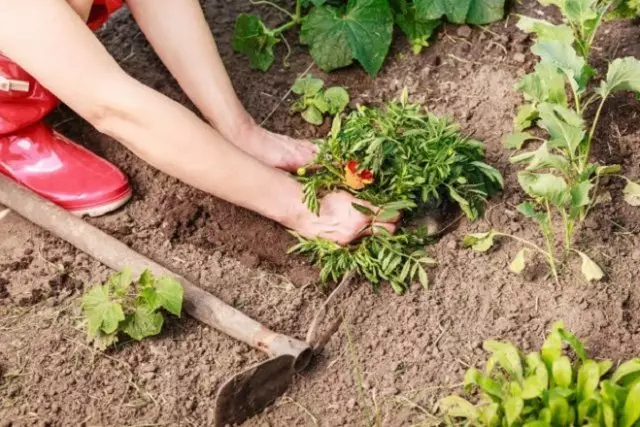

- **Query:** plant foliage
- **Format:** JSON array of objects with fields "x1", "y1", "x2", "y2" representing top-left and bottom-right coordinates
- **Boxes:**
[
  {"x1": 233, "y1": 0, "x2": 506, "y2": 76},
  {"x1": 82, "y1": 269, "x2": 183, "y2": 350},
  {"x1": 291, "y1": 74, "x2": 350, "y2": 124},
  {"x1": 441, "y1": 321, "x2": 640, "y2": 427},
  {"x1": 290, "y1": 90, "x2": 503, "y2": 293},
  {"x1": 465, "y1": 0, "x2": 640, "y2": 282}
]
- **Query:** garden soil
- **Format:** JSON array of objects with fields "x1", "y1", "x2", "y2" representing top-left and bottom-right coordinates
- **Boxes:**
[{"x1": 1, "y1": 1, "x2": 640, "y2": 426}]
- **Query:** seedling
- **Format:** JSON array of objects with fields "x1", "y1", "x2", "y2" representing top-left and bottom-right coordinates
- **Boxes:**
[
  {"x1": 232, "y1": 0, "x2": 506, "y2": 76},
  {"x1": 81, "y1": 269, "x2": 183, "y2": 350},
  {"x1": 291, "y1": 90, "x2": 503, "y2": 293},
  {"x1": 290, "y1": 74, "x2": 349, "y2": 125},
  {"x1": 441, "y1": 321, "x2": 640, "y2": 427},
  {"x1": 466, "y1": 0, "x2": 640, "y2": 282}
]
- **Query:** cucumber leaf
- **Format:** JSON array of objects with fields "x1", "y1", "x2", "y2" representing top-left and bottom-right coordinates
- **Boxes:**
[
  {"x1": 415, "y1": 0, "x2": 505, "y2": 25},
  {"x1": 232, "y1": 14, "x2": 280, "y2": 72}
]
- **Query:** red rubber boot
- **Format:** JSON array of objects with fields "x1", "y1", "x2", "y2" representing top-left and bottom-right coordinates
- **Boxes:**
[{"x1": 0, "y1": 53, "x2": 131, "y2": 216}]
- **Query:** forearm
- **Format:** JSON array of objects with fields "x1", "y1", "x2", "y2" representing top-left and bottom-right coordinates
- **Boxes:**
[{"x1": 126, "y1": 0, "x2": 253, "y2": 136}]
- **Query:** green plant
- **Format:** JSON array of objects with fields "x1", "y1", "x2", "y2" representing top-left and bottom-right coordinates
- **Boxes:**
[
  {"x1": 610, "y1": 0, "x2": 640, "y2": 18},
  {"x1": 81, "y1": 269, "x2": 183, "y2": 350},
  {"x1": 465, "y1": 0, "x2": 640, "y2": 282},
  {"x1": 291, "y1": 74, "x2": 350, "y2": 125},
  {"x1": 290, "y1": 91, "x2": 503, "y2": 293},
  {"x1": 440, "y1": 321, "x2": 640, "y2": 427},
  {"x1": 232, "y1": 0, "x2": 506, "y2": 76}
]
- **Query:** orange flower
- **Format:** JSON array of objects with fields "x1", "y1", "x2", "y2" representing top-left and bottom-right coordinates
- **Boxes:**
[{"x1": 344, "y1": 160, "x2": 374, "y2": 190}]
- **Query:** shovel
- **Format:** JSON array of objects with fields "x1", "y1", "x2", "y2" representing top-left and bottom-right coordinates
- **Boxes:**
[{"x1": 0, "y1": 174, "x2": 312, "y2": 426}]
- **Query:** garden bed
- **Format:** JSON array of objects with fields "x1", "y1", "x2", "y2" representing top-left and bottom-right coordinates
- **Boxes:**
[{"x1": 1, "y1": 0, "x2": 639, "y2": 425}]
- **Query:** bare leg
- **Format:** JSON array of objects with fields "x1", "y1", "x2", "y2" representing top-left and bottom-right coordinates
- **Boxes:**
[{"x1": 126, "y1": 0, "x2": 318, "y2": 172}]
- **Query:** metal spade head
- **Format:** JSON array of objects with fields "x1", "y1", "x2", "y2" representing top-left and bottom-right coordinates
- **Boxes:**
[{"x1": 214, "y1": 355, "x2": 296, "y2": 427}]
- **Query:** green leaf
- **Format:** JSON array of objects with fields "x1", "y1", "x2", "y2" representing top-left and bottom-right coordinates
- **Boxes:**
[
  {"x1": 599, "y1": 360, "x2": 613, "y2": 377},
  {"x1": 517, "y1": 201, "x2": 549, "y2": 225},
  {"x1": 622, "y1": 381, "x2": 640, "y2": 427},
  {"x1": 596, "y1": 164, "x2": 622, "y2": 176},
  {"x1": 394, "y1": 2, "x2": 441, "y2": 54},
  {"x1": 82, "y1": 284, "x2": 125, "y2": 337},
  {"x1": 352, "y1": 202, "x2": 375, "y2": 216},
  {"x1": 464, "y1": 368, "x2": 504, "y2": 398},
  {"x1": 138, "y1": 269, "x2": 154, "y2": 289},
  {"x1": 518, "y1": 172, "x2": 569, "y2": 207},
  {"x1": 576, "y1": 251, "x2": 604, "y2": 282},
  {"x1": 510, "y1": 142, "x2": 570, "y2": 173},
  {"x1": 302, "y1": 105, "x2": 325, "y2": 125},
  {"x1": 515, "y1": 103, "x2": 539, "y2": 131},
  {"x1": 509, "y1": 249, "x2": 528, "y2": 274},
  {"x1": 504, "y1": 396, "x2": 524, "y2": 426},
  {"x1": 92, "y1": 330, "x2": 119, "y2": 351},
  {"x1": 599, "y1": 57, "x2": 640, "y2": 96},
  {"x1": 415, "y1": 0, "x2": 506, "y2": 25},
  {"x1": 504, "y1": 132, "x2": 536, "y2": 150},
  {"x1": 292, "y1": 74, "x2": 325, "y2": 96},
  {"x1": 564, "y1": 0, "x2": 599, "y2": 24},
  {"x1": 577, "y1": 360, "x2": 601, "y2": 402},
  {"x1": 417, "y1": 265, "x2": 429, "y2": 289},
  {"x1": 570, "y1": 180, "x2": 593, "y2": 213},
  {"x1": 623, "y1": 180, "x2": 640, "y2": 206},
  {"x1": 612, "y1": 359, "x2": 640, "y2": 386},
  {"x1": 152, "y1": 277, "x2": 184, "y2": 316},
  {"x1": 552, "y1": 356, "x2": 573, "y2": 388},
  {"x1": 558, "y1": 327, "x2": 588, "y2": 362},
  {"x1": 232, "y1": 14, "x2": 279, "y2": 72},
  {"x1": 121, "y1": 305, "x2": 164, "y2": 341},
  {"x1": 300, "y1": 0, "x2": 394, "y2": 76},
  {"x1": 538, "y1": 103, "x2": 585, "y2": 156},
  {"x1": 323, "y1": 86, "x2": 350, "y2": 114},
  {"x1": 463, "y1": 231, "x2": 497, "y2": 252},
  {"x1": 107, "y1": 268, "x2": 132, "y2": 297},
  {"x1": 548, "y1": 395, "x2": 571, "y2": 426},
  {"x1": 483, "y1": 340, "x2": 524, "y2": 381},
  {"x1": 516, "y1": 16, "x2": 575, "y2": 43},
  {"x1": 439, "y1": 395, "x2": 479, "y2": 420},
  {"x1": 531, "y1": 39, "x2": 586, "y2": 87},
  {"x1": 542, "y1": 322, "x2": 564, "y2": 366}
]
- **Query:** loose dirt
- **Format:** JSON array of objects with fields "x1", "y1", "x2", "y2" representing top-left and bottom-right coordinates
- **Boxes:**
[{"x1": 1, "y1": 1, "x2": 639, "y2": 426}]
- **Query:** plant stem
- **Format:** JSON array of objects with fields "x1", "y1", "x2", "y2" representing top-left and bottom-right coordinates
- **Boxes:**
[
  {"x1": 273, "y1": 19, "x2": 298, "y2": 35},
  {"x1": 250, "y1": 0, "x2": 296, "y2": 19},
  {"x1": 295, "y1": 0, "x2": 302, "y2": 20},
  {"x1": 544, "y1": 201, "x2": 560, "y2": 281},
  {"x1": 560, "y1": 209, "x2": 572, "y2": 255},
  {"x1": 581, "y1": 95, "x2": 607, "y2": 171}
]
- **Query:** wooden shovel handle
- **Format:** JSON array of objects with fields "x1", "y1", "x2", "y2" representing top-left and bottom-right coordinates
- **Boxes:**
[{"x1": 0, "y1": 175, "x2": 311, "y2": 370}]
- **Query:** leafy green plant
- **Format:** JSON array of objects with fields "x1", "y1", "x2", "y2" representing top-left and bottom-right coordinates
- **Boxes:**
[
  {"x1": 440, "y1": 321, "x2": 640, "y2": 427},
  {"x1": 232, "y1": 0, "x2": 506, "y2": 76},
  {"x1": 81, "y1": 269, "x2": 183, "y2": 350},
  {"x1": 465, "y1": 0, "x2": 640, "y2": 282},
  {"x1": 290, "y1": 91, "x2": 503, "y2": 293},
  {"x1": 291, "y1": 74, "x2": 350, "y2": 125},
  {"x1": 610, "y1": 0, "x2": 640, "y2": 18}
]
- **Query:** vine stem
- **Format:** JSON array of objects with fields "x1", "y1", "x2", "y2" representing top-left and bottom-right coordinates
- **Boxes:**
[
  {"x1": 250, "y1": 0, "x2": 296, "y2": 19},
  {"x1": 273, "y1": 19, "x2": 298, "y2": 35}
]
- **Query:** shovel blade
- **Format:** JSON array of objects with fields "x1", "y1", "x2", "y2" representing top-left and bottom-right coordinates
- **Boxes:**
[{"x1": 214, "y1": 355, "x2": 295, "y2": 426}]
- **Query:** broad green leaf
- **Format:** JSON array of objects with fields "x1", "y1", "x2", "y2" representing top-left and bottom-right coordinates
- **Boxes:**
[
  {"x1": 107, "y1": 268, "x2": 132, "y2": 297},
  {"x1": 479, "y1": 403, "x2": 500, "y2": 426},
  {"x1": 518, "y1": 172, "x2": 569, "y2": 207},
  {"x1": 323, "y1": 86, "x2": 350, "y2": 114},
  {"x1": 517, "y1": 201, "x2": 549, "y2": 225},
  {"x1": 531, "y1": 39, "x2": 586, "y2": 87},
  {"x1": 302, "y1": 105, "x2": 325, "y2": 125},
  {"x1": 515, "y1": 103, "x2": 539, "y2": 131},
  {"x1": 308, "y1": 93, "x2": 330, "y2": 113},
  {"x1": 578, "y1": 360, "x2": 601, "y2": 402},
  {"x1": 511, "y1": 142, "x2": 570, "y2": 173},
  {"x1": 601, "y1": 380, "x2": 629, "y2": 408},
  {"x1": 517, "y1": 16, "x2": 575, "y2": 43},
  {"x1": 622, "y1": 381, "x2": 640, "y2": 427},
  {"x1": 599, "y1": 360, "x2": 613, "y2": 377},
  {"x1": 564, "y1": 0, "x2": 599, "y2": 25},
  {"x1": 439, "y1": 395, "x2": 478, "y2": 420},
  {"x1": 504, "y1": 397, "x2": 524, "y2": 426},
  {"x1": 576, "y1": 251, "x2": 604, "y2": 282},
  {"x1": 138, "y1": 269, "x2": 154, "y2": 289},
  {"x1": 523, "y1": 353, "x2": 549, "y2": 399},
  {"x1": 415, "y1": 0, "x2": 506, "y2": 25},
  {"x1": 232, "y1": 14, "x2": 279, "y2": 72},
  {"x1": 603, "y1": 403, "x2": 616, "y2": 427},
  {"x1": 549, "y1": 395, "x2": 571, "y2": 426},
  {"x1": 464, "y1": 368, "x2": 503, "y2": 399},
  {"x1": 483, "y1": 340, "x2": 524, "y2": 381},
  {"x1": 599, "y1": 57, "x2": 640, "y2": 96},
  {"x1": 558, "y1": 327, "x2": 588, "y2": 362},
  {"x1": 153, "y1": 277, "x2": 184, "y2": 316},
  {"x1": 292, "y1": 75, "x2": 325, "y2": 96},
  {"x1": 300, "y1": 0, "x2": 394, "y2": 76},
  {"x1": 542, "y1": 323, "x2": 563, "y2": 366},
  {"x1": 504, "y1": 132, "x2": 536, "y2": 150},
  {"x1": 623, "y1": 181, "x2": 640, "y2": 206},
  {"x1": 552, "y1": 356, "x2": 573, "y2": 388},
  {"x1": 612, "y1": 359, "x2": 640, "y2": 385},
  {"x1": 82, "y1": 284, "x2": 125, "y2": 337},
  {"x1": 509, "y1": 249, "x2": 528, "y2": 274},
  {"x1": 92, "y1": 330, "x2": 119, "y2": 351},
  {"x1": 538, "y1": 103, "x2": 585, "y2": 156},
  {"x1": 463, "y1": 231, "x2": 497, "y2": 252},
  {"x1": 570, "y1": 180, "x2": 593, "y2": 215},
  {"x1": 394, "y1": 2, "x2": 441, "y2": 54},
  {"x1": 121, "y1": 305, "x2": 164, "y2": 341}
]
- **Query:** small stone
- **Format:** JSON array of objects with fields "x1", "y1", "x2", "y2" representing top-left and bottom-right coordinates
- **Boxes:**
[
  {"x1": 456, "y1": 25, "x2": 472, "y2": 38},
  {"x1": 140, "y1": 372, "x2": 155, "y2": 381},
  {"x1": 346, "y1": 398, "x2": 357, "y2": 410},
  {"x1": 513, "y1": 52, "x2": 526, "y2": 63},
  {"x1": 140, "y1": 363, "x2": 158, "y2": 374},
  {"x1": 632, "y1": 249, "x2": 640, "y2": 261},
  {"x1": 446, "y1": 239, "x2": 458, "y2": 251}
]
